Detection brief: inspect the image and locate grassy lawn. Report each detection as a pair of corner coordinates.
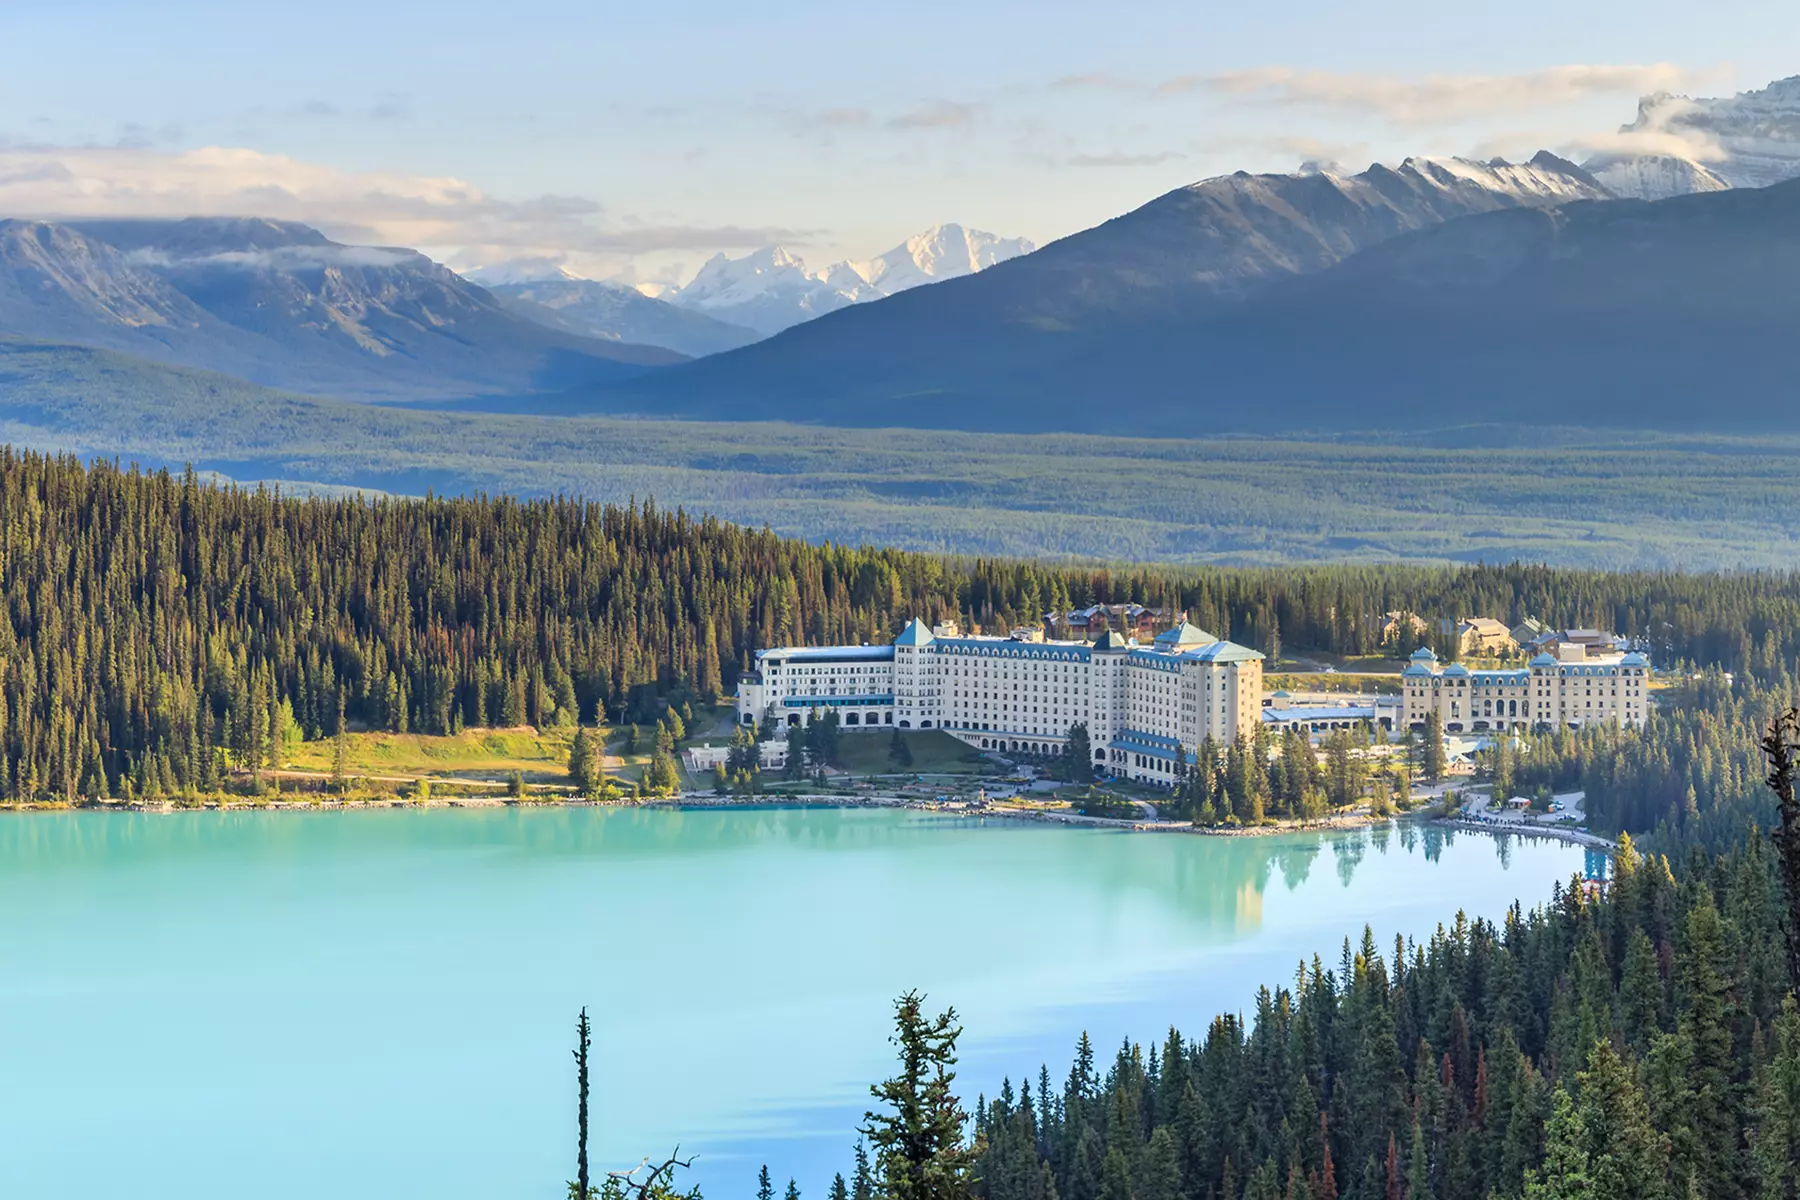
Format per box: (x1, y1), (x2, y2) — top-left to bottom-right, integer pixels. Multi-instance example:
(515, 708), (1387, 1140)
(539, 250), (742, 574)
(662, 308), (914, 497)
(286, 726), (582, 783)
(834, 730), (989, 776)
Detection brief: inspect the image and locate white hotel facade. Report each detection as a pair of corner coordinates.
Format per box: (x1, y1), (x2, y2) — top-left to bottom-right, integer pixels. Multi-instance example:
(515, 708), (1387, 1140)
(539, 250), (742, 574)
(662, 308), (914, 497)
(734, 619), (1264, 786)
(1401, 643), (1651, 733)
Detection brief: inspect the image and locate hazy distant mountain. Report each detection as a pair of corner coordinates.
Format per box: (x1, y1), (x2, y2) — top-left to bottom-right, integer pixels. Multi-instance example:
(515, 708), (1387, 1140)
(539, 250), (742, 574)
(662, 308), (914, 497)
(585, 154), (1612, 430)
(666, 224), (1035, 336)
(1582, 74), (1800, 198)
(0, 217), (681, 402)
(848, 225), (1037, 293)
(485, 273), (760, 358)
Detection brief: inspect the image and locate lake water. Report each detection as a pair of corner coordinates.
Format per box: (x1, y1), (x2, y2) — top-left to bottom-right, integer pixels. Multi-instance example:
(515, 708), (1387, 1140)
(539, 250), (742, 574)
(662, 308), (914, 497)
(0, 807), (1583, 1200)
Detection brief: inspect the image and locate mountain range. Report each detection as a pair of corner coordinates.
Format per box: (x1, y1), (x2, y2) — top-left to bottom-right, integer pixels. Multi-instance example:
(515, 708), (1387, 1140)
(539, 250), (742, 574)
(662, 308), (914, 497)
(485, 274), (762, 358)
(0, 217), (681, 402)
(657, 224), (1036, 336)
(578, 153), (1628, 431)
(11, 74), (1800, 446)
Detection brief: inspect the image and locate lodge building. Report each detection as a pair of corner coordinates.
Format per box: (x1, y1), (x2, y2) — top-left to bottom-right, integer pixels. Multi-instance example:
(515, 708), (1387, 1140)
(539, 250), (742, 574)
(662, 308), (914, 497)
(734, 618), (1264, 786)
(1401, 643), (1651, 733)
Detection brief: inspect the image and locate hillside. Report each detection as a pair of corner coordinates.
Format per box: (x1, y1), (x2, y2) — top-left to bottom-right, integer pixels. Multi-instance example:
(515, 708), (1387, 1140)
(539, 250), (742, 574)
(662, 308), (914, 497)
(488, 276), (760, 357)
(581, 172), (1800, 437)
(580, 155), (1612, 430)
(0, 217), (681, 402)
(7, 337), (1800, 569)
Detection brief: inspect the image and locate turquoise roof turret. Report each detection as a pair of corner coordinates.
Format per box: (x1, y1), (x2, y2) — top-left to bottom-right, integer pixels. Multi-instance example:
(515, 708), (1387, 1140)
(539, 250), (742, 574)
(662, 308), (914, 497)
(1154, 621), (1218, 648)
(1530, 652), (1558, 667)
(894, 618), (934, 646)
(1409, 647), (1438, 662)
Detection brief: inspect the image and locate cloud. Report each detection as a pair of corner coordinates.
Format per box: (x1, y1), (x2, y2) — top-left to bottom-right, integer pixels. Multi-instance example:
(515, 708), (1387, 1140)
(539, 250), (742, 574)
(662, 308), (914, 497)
(1081, 63), (1718, 126)
(1066, 150), (1185, 168)
(1049, 73), (1139, 92)
(818, 107), (872, 129)
(0, 141), (808, 272)
(887, 100), (981, 130)
(123, 244), (421, 270)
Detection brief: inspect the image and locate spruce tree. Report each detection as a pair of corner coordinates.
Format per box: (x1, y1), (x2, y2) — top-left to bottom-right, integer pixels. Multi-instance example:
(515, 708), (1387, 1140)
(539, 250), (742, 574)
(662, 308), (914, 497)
(863, 991), (976, 1200)
(571, 1007), (594, 1200)
(1421, 712), (1447, 783)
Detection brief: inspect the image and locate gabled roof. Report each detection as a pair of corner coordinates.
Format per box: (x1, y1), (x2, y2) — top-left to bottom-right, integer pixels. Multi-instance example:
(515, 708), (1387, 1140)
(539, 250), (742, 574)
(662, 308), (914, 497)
(1091, 630), (1132, 652)
(1410, 647), (1439, 662)
(893, 618), (934, 646)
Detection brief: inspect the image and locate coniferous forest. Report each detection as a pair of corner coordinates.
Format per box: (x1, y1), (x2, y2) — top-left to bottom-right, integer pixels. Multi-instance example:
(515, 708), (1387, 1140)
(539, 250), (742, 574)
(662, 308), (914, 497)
(9, 448), (1800, 824)
(4, 451), (1800, 1195)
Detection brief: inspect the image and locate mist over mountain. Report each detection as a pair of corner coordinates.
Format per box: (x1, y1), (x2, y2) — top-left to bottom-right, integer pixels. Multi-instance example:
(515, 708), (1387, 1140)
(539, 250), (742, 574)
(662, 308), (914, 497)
(485, 274), (760, 358)
(1581, 74), (1800, 198)
(580, 153), (1618, 431)
(0, 217), (682, 402)
(663, 223), (1035, 336)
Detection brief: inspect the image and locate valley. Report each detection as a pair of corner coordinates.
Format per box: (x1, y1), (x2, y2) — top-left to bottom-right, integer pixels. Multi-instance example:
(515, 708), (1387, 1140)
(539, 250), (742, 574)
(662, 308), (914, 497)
(5, 337), (1799, 567)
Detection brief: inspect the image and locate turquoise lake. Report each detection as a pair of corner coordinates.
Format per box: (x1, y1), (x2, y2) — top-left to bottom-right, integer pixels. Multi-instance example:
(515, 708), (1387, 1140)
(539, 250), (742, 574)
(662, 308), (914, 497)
(0, 807), (1585, 1199)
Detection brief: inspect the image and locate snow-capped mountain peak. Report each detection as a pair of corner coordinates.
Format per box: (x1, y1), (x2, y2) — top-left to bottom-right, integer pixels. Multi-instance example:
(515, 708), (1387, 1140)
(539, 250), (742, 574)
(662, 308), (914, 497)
(666, 224), (1034, 336)
(848, 223), (1037, 291)
(1580, 72), (1800, 199)
(462, 258), (581, 287)
(1584, 153), (1731, 201)
(1396, 153), (1606, 201)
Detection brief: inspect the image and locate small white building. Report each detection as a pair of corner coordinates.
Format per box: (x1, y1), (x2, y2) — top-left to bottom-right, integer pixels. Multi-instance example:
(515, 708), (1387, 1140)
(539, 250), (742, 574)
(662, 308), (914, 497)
(685, 740), (789, 774)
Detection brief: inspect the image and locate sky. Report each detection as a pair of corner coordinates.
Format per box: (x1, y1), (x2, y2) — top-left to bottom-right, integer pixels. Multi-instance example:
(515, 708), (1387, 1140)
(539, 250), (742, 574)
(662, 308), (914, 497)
(2, 0), (1797, 285)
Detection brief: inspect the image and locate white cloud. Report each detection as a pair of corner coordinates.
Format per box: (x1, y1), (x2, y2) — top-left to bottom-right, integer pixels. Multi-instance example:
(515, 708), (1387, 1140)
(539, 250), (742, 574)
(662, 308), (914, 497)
(1070, 63), (1718, 126)
(0, 141), (806, 275)
(886, 100), (982, 130)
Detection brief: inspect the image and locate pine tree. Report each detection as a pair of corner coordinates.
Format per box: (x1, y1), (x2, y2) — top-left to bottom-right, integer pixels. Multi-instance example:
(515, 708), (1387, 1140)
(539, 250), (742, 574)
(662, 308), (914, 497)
(863, 991), (976, 1200)
(569, 728), (597, 792)
(890, 728), (915, 771)
(1063, 724), (1094, 786)
(1520, 1088), (1590, 1200)
(570, 1007), (594, 1200)
(1421, 713), (1447, 783)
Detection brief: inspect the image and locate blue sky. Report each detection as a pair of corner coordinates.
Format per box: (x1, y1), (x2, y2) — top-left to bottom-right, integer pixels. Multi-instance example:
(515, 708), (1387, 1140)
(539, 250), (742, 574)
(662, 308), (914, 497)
(3, 1), (1796, 281)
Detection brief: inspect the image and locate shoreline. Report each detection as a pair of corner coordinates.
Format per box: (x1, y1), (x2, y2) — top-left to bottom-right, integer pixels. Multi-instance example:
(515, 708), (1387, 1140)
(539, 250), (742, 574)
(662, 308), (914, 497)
(1431, 816), (1616, 851)
(0, 793), (1613, 853)
(1, 789), (1450, 841)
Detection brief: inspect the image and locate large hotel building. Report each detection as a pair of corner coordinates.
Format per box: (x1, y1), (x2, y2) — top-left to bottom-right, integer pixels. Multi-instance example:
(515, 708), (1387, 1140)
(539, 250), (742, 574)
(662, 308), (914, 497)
(734, 618), (1264, 786)
(1401, 643), (1651, 733)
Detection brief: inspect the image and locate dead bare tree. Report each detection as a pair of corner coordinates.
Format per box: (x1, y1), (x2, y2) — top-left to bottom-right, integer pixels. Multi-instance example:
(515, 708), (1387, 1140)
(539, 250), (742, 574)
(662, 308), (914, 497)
(610, 1150), (699, 1200)
(1759, 706), (1800, 999)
